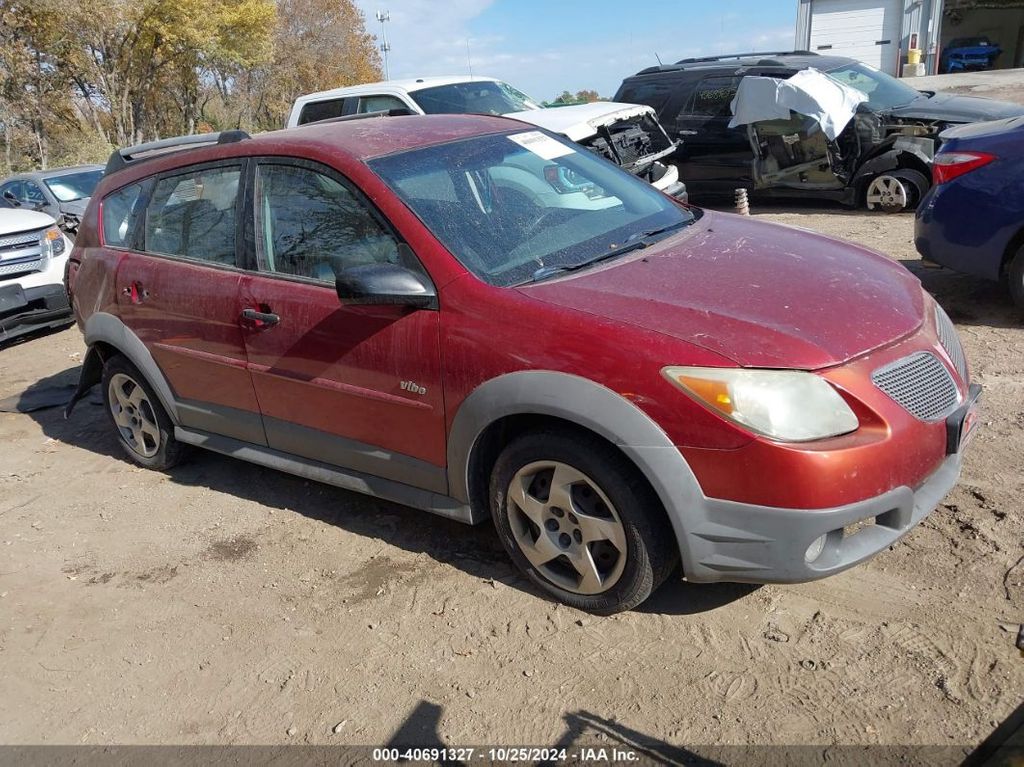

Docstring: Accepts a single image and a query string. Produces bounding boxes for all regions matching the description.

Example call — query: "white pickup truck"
[287,76,686,200]
[0,200,73,344]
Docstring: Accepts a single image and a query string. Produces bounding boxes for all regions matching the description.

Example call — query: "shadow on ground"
[12,365,752,617]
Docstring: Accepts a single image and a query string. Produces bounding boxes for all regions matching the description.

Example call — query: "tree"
[231,0,382,130]
[546,89,605,106]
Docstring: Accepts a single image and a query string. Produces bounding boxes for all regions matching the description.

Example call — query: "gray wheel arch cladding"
[447,370,704,572]
[71,312,180,424]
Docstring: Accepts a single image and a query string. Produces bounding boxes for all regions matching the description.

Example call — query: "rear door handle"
[121,281,148,303]
[241,308,280,328]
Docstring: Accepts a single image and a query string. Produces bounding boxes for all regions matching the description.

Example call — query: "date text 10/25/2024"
[371,747,640,763]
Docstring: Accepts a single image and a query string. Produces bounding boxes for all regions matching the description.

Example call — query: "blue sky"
[353,0,798,100]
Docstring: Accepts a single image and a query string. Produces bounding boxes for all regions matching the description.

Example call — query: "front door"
[238,159,446,493]
[112,163,266,445]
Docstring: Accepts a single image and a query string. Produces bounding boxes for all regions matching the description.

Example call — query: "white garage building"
[795,0,1024,76]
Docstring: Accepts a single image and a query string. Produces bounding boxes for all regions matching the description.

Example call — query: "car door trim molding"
[247,363,433,411]
[174,425,469,522]
[261,415,446,494]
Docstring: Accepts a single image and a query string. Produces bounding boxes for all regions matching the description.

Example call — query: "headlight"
[39,226,65,258]
[662,366,859,442]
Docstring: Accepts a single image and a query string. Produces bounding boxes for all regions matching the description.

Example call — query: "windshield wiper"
[528,219,690,283]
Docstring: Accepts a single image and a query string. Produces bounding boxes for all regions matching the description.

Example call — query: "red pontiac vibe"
[64,114,980,614]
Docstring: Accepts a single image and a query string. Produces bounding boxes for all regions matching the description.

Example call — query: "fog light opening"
[805,534,827,564]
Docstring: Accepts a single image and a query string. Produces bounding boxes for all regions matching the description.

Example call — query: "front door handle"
[241,307,280,328]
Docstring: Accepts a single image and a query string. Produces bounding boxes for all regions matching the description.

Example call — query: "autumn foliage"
[0,0,382,171]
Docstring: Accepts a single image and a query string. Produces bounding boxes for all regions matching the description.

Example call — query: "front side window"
[44,169,104,202]
[411,81,541,115]
[102,182,147,247]
[144,167,239,264]
[369,130,696,287]
[682,76,742,118]
[357,95,407,113]
[254,163,411,282]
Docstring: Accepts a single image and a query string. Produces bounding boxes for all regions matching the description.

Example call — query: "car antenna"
[655,52,663,65]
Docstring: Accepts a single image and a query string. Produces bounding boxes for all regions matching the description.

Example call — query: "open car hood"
[507,102,662,143]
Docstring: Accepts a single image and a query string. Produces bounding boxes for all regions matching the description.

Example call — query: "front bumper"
[0,283,72,343]
[682,449,964,584]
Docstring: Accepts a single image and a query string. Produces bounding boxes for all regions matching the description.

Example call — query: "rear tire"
[1008,246,1024,310]
[101,355,186,471]
[489,429,678,614]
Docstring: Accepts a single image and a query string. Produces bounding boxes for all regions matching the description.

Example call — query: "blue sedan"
[915,117,1024,308]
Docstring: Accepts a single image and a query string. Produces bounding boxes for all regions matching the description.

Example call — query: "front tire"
[101,355,186,470]
[865,169,929,212]
[489,429,678,614]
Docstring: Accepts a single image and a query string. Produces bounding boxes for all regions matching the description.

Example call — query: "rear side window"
[298,98,348,125]
[254,163,413,282]
[617,80,675,113]
[681,76,742,118]
[102,183,146,247]
[144,167,240,265]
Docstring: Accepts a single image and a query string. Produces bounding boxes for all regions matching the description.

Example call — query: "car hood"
[0,207,55,235]
[519,212,924,370]
[891,91,1024,123]
[58,198,89,217]
[507,102,659,142]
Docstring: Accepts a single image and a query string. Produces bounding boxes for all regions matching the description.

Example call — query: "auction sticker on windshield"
[508,131,574,160]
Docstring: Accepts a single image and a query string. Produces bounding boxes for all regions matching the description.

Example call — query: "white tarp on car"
[728,68,868,141]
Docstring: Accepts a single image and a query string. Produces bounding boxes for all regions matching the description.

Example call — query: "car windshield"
[43,169,103,202]
[410,81,542,115]
[825,62,922,110]
[369,130,695,288]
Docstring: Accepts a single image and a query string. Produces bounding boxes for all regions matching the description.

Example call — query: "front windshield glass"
[369,130,695,287]
[44,169,103,202]
[825,62,921,110]
[411,81,542,115]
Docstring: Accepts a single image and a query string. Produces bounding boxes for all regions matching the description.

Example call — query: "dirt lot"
[0,206,1021,755]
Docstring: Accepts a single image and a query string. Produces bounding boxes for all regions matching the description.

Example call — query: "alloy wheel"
[866,175,910,212]
[108,373,161,458]
[505,461,627,595]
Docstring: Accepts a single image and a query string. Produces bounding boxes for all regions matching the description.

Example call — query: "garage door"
[809,0,903,74]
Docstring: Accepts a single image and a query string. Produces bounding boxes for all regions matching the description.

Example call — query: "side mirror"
[2,190,20,206]
[335,263,437,309]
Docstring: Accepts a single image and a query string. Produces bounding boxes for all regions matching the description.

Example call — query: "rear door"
[664,75,753,193]
[111,162,266,444]
[237,158,446,492]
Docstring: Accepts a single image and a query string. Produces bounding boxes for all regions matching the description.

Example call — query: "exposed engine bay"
[577,112,678,184]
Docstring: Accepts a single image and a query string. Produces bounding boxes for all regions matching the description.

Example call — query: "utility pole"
[376,10,391,80]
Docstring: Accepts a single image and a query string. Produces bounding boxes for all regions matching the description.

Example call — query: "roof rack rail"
[674,50,817,65]
[104,130,250,175]
[299,107,415,127]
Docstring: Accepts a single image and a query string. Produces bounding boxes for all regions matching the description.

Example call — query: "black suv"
[615,51,1024,211]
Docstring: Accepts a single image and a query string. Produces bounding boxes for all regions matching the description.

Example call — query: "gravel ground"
[0,205,1020,754]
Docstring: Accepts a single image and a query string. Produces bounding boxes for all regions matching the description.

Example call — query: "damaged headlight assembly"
[662,367,859,442]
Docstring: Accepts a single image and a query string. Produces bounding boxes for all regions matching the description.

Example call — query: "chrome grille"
[872,352,960,421]
[0,257,43,277]
[0,227,44,254]
[935,305,968,384]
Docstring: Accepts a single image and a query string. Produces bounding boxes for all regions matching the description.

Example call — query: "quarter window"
[144,167,239,265]
[102,182,146,247]
[254,164,408,282]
